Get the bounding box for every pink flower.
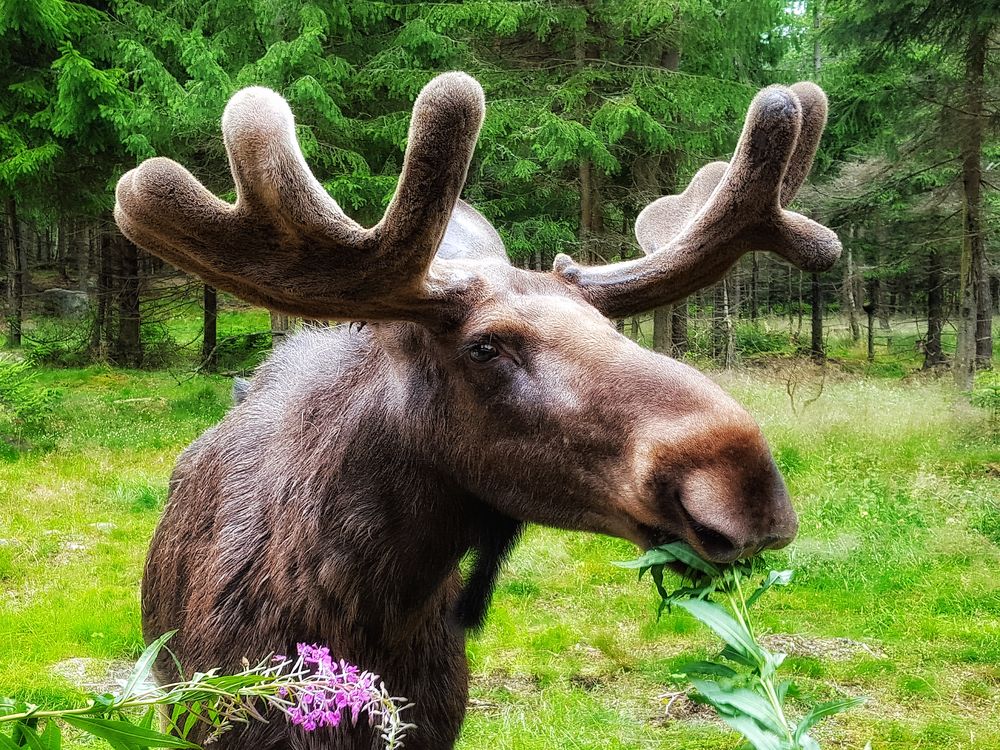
[282,643,382,733]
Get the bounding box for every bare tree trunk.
[787,266,794,335]
[810,274,824,360]
[579,158,592,264]
[202,285,218,371]
[114,234,142,367]
[671,303,687,356]
[722,276,735,369]
[864,272,879,363]
[0,202,5,285]
[750,252,759,321]
[796,271,804,338]
[57,218,69,282]
[76,222,91,293]
[5,196,23,347]
[812,1,822,72]
[865,303,876,362]
[955,21,990,387]
[844,228,860,342]
[652,306,671,353]
[923,247,946,368]
[713,280,735,365]
[270,311,293,344]
[90,231,112,355]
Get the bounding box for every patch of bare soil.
[650,690,724,727]
[760,633,886,661]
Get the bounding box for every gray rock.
[39,288,90,317]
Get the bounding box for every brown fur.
[117,73,840,749]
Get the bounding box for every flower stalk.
[0,634,415,750]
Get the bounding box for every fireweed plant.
[0,635,414,749]
[618,542,866,750]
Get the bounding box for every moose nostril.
[689,521,740,562]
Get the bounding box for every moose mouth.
[638,499,745,565]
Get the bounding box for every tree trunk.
[202,285,218,371]
[579,158,592,264]
[866,305,876,362]
[796,271,804,338]
[77,223,91,293]
[810,273,823,360]
[0,203,5,284]
[923,247,946,369]
[712,277,737,366]
[787,266,794,335]
[844,229,860,342]
[671,303,688,356]
[270,311,293,344]
[57,218,69,281]
[90,231,112,355]
[750,252,759,321]
[955,21,990,387]
[652,306,671,353]
[5,197,23,347]
[114,234,142,367]
[722,276,735,369]
[578,158,604,264]
[864,274,879,363]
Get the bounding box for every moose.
[115,72,840,749]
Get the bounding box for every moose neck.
[267,325,519,647]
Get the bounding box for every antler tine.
[781,81,827,204]
[555,84,840,319]
[631,82,828,259]
[114,72,485,322]
[633,161,729,256]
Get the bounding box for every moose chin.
[115,71,840,749]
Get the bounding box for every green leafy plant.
[0,633,414,749]
[618,542,865,750]
[0,354,57,439]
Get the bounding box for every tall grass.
[0,364,996,749]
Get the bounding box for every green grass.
[1,357,998,749]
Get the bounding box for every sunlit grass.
[0,359,997,749]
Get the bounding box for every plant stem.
[727,570,794,743]
[0,705,96,723]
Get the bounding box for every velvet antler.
[114,73,486,323]
[553,82,841,318]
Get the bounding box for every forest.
[1,0,996,385]
[1,2,999,750]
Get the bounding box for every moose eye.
[468,343,500,363]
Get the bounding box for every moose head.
[116,73,839,749]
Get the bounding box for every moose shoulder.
[117,72,840,749]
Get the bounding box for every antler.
[553,83,841,318]
[114,73,486,323]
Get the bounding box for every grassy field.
[0,341,998,748]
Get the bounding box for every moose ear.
[436,199,509,263]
